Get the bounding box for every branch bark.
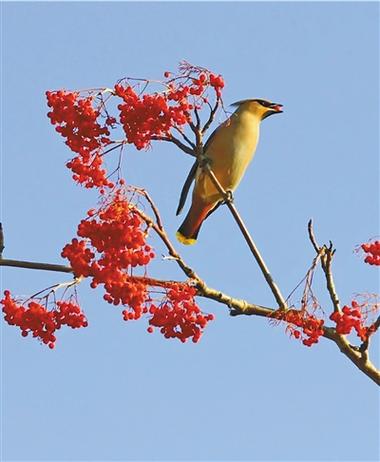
[203,164,287,310]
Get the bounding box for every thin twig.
[27,277,83,301]
[0,259,73,273]
[151,135,195,157]
[307,219,320,253]
[173,126,196,149]
[134,188,164,230]
[324,245,341,313]
[202,98,220,134]
[132,206,200,282]
[308,220,341,313]
[194,106,201,129]
[203,165,287,310]
[0,223,4,258]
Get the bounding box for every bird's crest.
[231,98,272,108]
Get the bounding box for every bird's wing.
[203,123,221,153]
[176,123,224,216]
[176,160,198,216]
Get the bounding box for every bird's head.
[231,99,283,120]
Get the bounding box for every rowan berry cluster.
[329,301,370,341]
[115,84,190,150]
[114,66,225,150]
[148,284,214,343]
[46,90,113,188]
[361,241,380,266]
[273,309,325,347]
[61,193,155,319]
[1,291,87,349]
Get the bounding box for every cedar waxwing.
[176,99,283,245]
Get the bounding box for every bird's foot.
[223,189,234,204]
[198,154,212,169]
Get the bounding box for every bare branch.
[202,98,220,134]
[0,223,4,258]
[323,245,341,313]
[135,188,164,230]
[308,221,341,313]
[132,206,200,282]
[322,327,380,385]
[172,127,196,149]
[308,219,320,253]
[194,106,201,129]
[151,135,195,157]
[0,258,73,273]
[203,165,288,310]
[232,306,380,386]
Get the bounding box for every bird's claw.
[223,190,234,204]
[198,155,212,169]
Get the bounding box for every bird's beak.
[262,103,283,120]
[269,103,283,113]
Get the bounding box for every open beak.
[269,103,283,113]
[262,103,283,120]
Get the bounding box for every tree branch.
[1,242,379,385]
[308,220,341,313]
[151,135,195,157]
[202,98,220,134]
[0,258,73,273]
[322,327,380,385]
[203,164,287,310]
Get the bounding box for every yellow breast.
[195,110,261,203]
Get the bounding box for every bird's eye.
[259,100,270,108]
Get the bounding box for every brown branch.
[0,258,73,273]
[172,127,196,149]
[203,165,287,310]
[0,223,4,258]
[308,220,341,313]
[151,135,195,157]
[2,199,378,385]
[231,305,379,386]
[323,245,341,313]
[194,106,201,130]
[189,120,203,150]
[1,240,379,385]
[322,327,380,385]
[133,206,200,282]
[372,315,380,333]
[202,98,220,134]
[134,188,164,230]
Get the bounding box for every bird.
[175,98,283,245]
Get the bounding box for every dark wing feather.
[176,124,223,216]
[176,160,198,216]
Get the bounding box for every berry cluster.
[329,301,369,341]
[60,192,214,341]
[46,90,113,188]
[61,192,155,319]
[115,84,191,150]
[1,291,87,349]
[361,241,380,266]
[55,301,88,329]
[273,309,325,347]
[148,284,214,343]
[114,66,225,150]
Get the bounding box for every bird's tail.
[176,201,213,245]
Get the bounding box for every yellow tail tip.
[176,231,197,246]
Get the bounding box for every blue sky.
[1,2,379,461]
